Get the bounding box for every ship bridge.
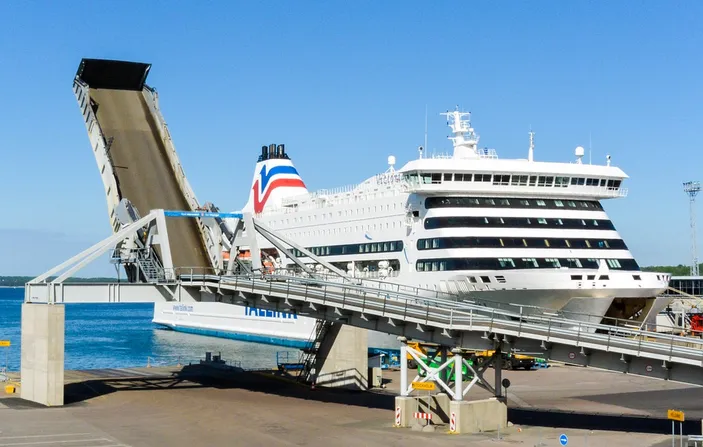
[17,59,703,433]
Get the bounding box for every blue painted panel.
[163,210,243,219]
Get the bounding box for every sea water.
[0,288,297,371]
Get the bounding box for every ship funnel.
[243,144,308,214]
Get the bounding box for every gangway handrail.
[180,272,703,357]
[172,265,643,329]
[206,272,648,342]
[185,274,703,366]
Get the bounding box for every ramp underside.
[89,88,210,271]
[77,59,151,91]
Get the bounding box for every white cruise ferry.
[153,107,671,348]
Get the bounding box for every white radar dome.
[388,155,396,166]
[575,146,585,157]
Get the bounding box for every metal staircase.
[135,249,164,282]
[297,320,334,384]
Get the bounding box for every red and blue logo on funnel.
[252,164,306,213]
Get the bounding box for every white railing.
[179,273,703,367]
[73,79,122,232]
[281,177,409,207]
[428,148,499,160]
[170,266,660,330]
[405,181,628,199]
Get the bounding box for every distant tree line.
[0,276,118,287]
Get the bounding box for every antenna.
[528,128,534,162]
[684,181,701,276]
[424,104,428,157]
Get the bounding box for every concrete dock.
[381,364,703,420]
[1,363,698,446]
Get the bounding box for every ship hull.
[152,301,401,350]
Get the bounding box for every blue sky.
[0,1,702,277]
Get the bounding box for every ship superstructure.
[242,108,670,323]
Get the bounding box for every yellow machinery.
[405,342,538,370]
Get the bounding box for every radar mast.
[440,106,480,159]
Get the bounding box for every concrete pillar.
[494,345,503,399]
[449,398,507,434]
[313,323,368,390]
[394,394,451,427]
[20,303,65,406]
[418,392,450,423]
[394,396,415,427]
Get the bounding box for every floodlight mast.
[684,181,701,276]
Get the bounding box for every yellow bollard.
[4,384,15,394]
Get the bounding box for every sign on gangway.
[163,210,243,219]
[0,341,10,347]
[668,409,685,422]
[411,381,436,391]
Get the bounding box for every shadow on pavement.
[7,364,697,436]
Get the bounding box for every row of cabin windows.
[290,240,404,258]
[425,197,603,210]
[415,257,640,272]
[417,237,628,251]
[419,173,622,190]
[424,216,615,230]
[274,202,404,226]
[282,220,404,239]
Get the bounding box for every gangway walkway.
[25,209,703,389]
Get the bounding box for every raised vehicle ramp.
[73,58,218,272]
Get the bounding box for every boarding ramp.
[72,58,220,272]
[25,209,703,389]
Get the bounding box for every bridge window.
[512,175,529,186]
[424,216,615,230]
[493,174,510,186]
[425,197,603,210]
[415,257,640,272]
[416,237,627,251]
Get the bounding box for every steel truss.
[399,340,504,401]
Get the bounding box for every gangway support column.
[449,346,507,434]
[312,323,368,390]
[395,340,415,427]
[494,344,503,401]
[20,303,65,406]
